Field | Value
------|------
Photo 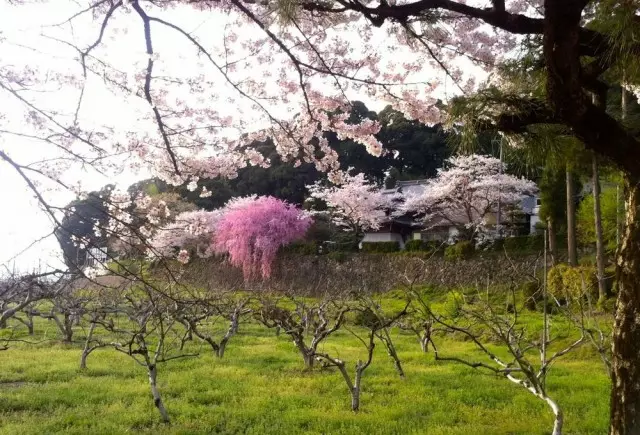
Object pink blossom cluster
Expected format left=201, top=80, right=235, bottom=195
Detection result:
left=307, top=171, right=395, bottom=232
left=212, top=196, right=312, bottom=279
left=149, top=209, right=223, bottom=261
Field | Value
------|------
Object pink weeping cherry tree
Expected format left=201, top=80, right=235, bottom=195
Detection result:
left=213, top=196, right=312, bottom=279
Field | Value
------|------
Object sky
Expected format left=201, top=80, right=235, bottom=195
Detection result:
left=0, top=0, right=483, bottom=273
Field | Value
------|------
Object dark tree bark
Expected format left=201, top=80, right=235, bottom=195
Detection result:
left=611, top=178, right=640, bottom=435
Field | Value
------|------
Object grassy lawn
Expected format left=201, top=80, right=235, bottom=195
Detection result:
left=0, top=294, right=611, bottom=435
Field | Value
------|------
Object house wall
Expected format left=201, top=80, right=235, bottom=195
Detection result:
left=413, top=227, right=457, bottom=243
left=360, top=232, right=405, bottom=249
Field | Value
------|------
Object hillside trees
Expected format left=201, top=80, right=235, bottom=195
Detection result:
left=56, top=186, right=114, bottom=270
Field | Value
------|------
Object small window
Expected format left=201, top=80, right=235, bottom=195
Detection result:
left=536, top=198, right=542, bottom=206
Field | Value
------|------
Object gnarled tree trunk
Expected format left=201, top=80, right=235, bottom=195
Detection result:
left=148, top=364, right=170, bottom=423
left=611, top=178, right=640, bottom=435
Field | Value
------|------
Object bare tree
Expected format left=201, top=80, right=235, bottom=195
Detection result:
left=79, top=310, right=110, bottom=370
left=96, top=284, right=198, bottom=423
left=173, top=294, right=251, bottom=358
left=398, top=316, right=434, bottom=353
left=412, top=286, right=585, bottom=435
left=40, top=288, right=92, bottom=343
left=314, top=299, right=409, bottom=411
left=257, top=296, right=350, bottom=369
left=0, top=270, right=68, bottom=329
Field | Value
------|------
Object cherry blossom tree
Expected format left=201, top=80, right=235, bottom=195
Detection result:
left=396, top=155, right=536, bottom=241
left=3, top=1, right=640, bottom=430
left=213, top=196, right=312, bottom=279
left=149, top=209, right=222, bottom=262
left=307, top=171, right=395, bottom=240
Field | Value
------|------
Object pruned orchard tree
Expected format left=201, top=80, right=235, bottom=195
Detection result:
left=413, top=287, right=586, bottom=435
left=0, top=270, right=69, bottom=329
left=173, top=293, right=251, bottom=358
left=95, top=283, right=198, bottom=423
left=256, top=296, right=350, bottom=369
left=314, top=297, right=409, bottom=411
left=3, top=1, right=640, bottom=431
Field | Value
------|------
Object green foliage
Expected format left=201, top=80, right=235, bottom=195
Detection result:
left=327, top=251, right=348, bottom=262
left=547, top=264, right=598, bottom=301
left=537, top=159, right=567, bottom=233
left=520, top=280, right=540, bottom=311
left=106, top=259, right=150, bottom=278
left=444, top=241, right=474, bottom=261
left=360, top=241, right=400, bottom=253
left=404, top=240, right=441, bottom=252
left=577, top=186, right=621, bottom=253
left=443, top=291, right=465, bottom=318
left=503, top=234, right=545, bottom=252
left=404, top=240, right=423, bottom=251
left=384, top=167, right=400, bottom=189
left=281, top=241, right=318, bottom=255
left=55, top=185, right=113, bottom=269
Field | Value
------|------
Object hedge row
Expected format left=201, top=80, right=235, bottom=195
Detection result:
left=404, top=240, right=443, bottom=252
left=285, top=234, right=550, bottom=258
left=444, top=241, right=474, bottom=261
left=360, top=241, right=401, bottom=253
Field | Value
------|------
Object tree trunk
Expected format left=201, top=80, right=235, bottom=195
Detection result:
left=592, top=155, right=607, bottom=302
left=64, top=315, right=73, bottom=343
left=26, top=313, right=34, bottom=335
left=216, top=341, right=227, bottom=358
left=292, top=336, right=314, bottom=369
left=216, top=312, right=241, bottom=358
left=352, top=366, right=363, bottom=412
left=148, top=364, right=170, bottom=423
left=610, top=178, right=640, bottom=435
left=566, top=167, right=578, bottom=266
left=547, top=218, right=557, bottom=266
left=420, top=332, right=430, bottom=352
left=80, top=322, right=97, bottom=370
left=544, top=395, right=564, bottom=435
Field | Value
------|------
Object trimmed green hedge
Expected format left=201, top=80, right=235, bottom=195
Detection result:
left=361, top=241, right=401, bottom=253
left=503, top=234, right=545, bottom=252
left=283, top=241, right=318, bottom=255
left=405, top=240, right=442, bottom=252
left=444, top=241, right=474, bottom=261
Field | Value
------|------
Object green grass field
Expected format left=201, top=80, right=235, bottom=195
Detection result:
left=0, top=293, right=611, bottom=435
